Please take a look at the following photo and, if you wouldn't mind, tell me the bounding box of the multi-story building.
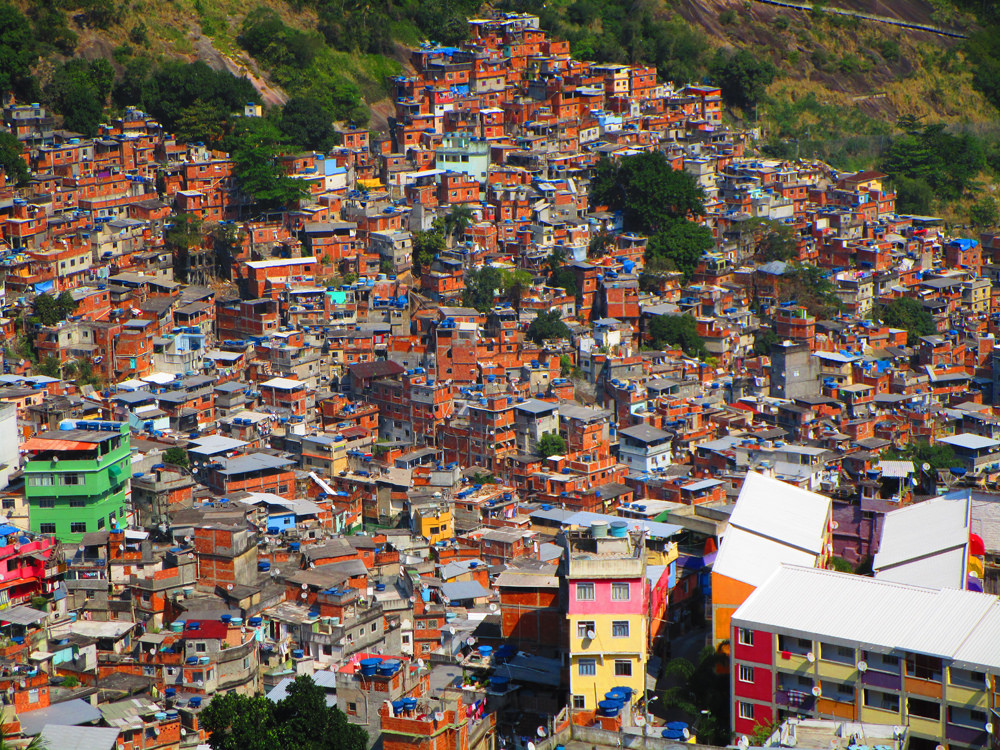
[731,564,1000,750]
[24,420,132,542]
[563,523,648,711]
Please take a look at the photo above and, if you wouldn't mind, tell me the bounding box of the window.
[821,681,855,703]
[738,702,754,721]
[347,702,357,715]
[576,582,594,601]
[778,635,812,655]
[97,517,105,530]
[907,697,940,721]
[62,473,82,486]
[1,499,13,510]
[611,621,629,638]
[863,689,899,713]
[31,475,53,487]
[737,628,754,647]
[578,659,596,676]
[36,498,54,508]
[611,583,630,600]
[738,665,754,683]
[573,695,586,709]
[370,623,377,633]
[196,643,207,653]
[905,653,942,681]
[614,660,632,677]
[577,621,595,639]
[70,522,86,534]
[69,498,85,508]
[820,642,854,665]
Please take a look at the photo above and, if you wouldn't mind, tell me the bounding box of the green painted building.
[24,421,132,542]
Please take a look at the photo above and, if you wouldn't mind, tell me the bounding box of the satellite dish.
[830,521,839,530]
[806,651,815,663]
[527,743,535,750]
[434,712,445,722]
[537,726,547,737]
[586,629,596,640]
[300,592,308,599]
[489,603,498,612]
[738,736,750,750]
[682,729,690,740]
[118,544,125,551]
[986,724,994,734]
[447,626,456,634]
[417,658,425,669]
[301,583,308,590]
[923,462,931,471]
[409,596,416,603]
[466,637,476,646]
[148,648,155,656]
[309,562,315,569]
[812,685,822,697]
[227,584,234,590]
[857,661,868,672]
[634,715,645,727]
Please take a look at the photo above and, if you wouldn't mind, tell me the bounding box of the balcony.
[776,690,815,712]
[861,670,901,690]
[945,723,987,746]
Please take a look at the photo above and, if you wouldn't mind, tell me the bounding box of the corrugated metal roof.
[734,565,1000,669]
[713,473,830,587]
[38,725,118,750]
[873,496,969,589]
[876,460,915,478]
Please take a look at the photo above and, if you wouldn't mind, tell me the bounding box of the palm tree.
[443,204,474,247]
[659,644,731,745]
[1,728,47,749]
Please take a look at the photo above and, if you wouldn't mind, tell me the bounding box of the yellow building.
[564,523,649,711]
[413,503,454,544]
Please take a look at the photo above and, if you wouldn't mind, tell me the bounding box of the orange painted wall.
[711,572,756,645]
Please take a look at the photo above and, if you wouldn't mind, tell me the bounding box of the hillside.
[7,0,1000,181]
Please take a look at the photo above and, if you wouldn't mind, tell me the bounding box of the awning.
[22,438,96,452]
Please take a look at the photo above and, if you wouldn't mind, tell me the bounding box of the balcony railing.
[861,670,901,690]
[775,690,815,712]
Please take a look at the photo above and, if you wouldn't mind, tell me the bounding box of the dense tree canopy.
[113,61,258,135]
[590,152,711,279]
[279,96,338,152]
[874,296,936,345]
[32,292,77,327]
[708,49,776,111]
[546,247,578,296]
[526,310,572,344]
[0,3,37,100]
[45,58,113,136]
[590,151,705,235]
[0,132,28,186]
[227,119,308,213]
[201,675,368,750]
[537,432,567,458]
[648,314,706,358]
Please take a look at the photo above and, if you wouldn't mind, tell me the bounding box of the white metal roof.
[245,256,317,269]
[712,526,818,587]
[873,496,969,589]
[733,565,1000,670]
[939,433,1000,450]
[726,473,830,554]
[261,377,305,390]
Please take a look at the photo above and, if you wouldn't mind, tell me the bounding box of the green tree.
[163,447,189,468]
[201,675,366,750]
[590,151,705,235]
[546,247,578,296]
[537,431,567,458]
[874,296,935,345]
[32,292,77,327]
[884,440,957,471]
[646,220,714,280]
[279,97,338,152]
[660,645,731,746]
[444,204,475,246]
[462,266,504,313]
[0,132,28,185]
[0,3,37,99]
[970,196,999,228]
[166,214,203,254]
[709,48,776,110]
[412,228,445,274]
[174,101,231,147]
[227,118,307,213]
[526,310,572,344]
[36,355,61,378]
[560,354,573,376]
[46,59,110,136]
[238,7,322,69]
[648,314,706,358]
[753,328,779,357]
